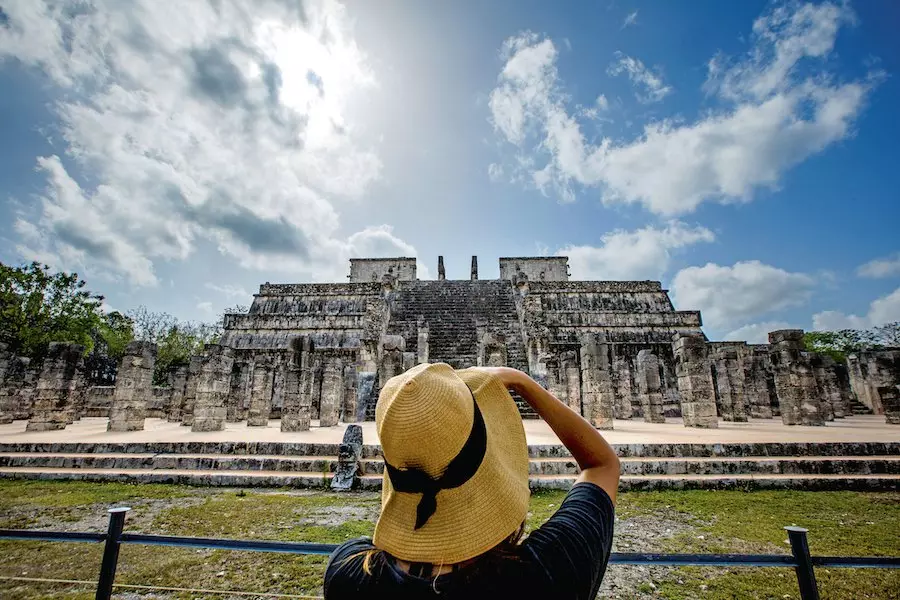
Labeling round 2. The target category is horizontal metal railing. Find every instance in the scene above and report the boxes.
[1,507,898,600]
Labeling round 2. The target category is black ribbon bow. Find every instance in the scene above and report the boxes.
[384,386,487,530]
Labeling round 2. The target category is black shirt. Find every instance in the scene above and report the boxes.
[324,482,614,600]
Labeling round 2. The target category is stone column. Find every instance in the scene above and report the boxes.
[742,346,774,419]
[845,354,873,411]
[402,351,416,373]
[226,362,250,422]
[26,343,84,431]
[635,350,666,423]
[417,318,430,364]
[812,355,842,420]
[866,351,900,422]
[379,335,405,384]
[673,334,718,428]
[248,357,275,427]
[191,345,234,432]
[470,256,478,281]
[0,343,14,424]
[356,371,377,422]
[282,338,312,432]
[561,350,581,414]
[769,330,824,426]
[833,362,854,418]
[438,256,446,281]
[180,355,202,427]
[711,347,748,422]
[166,365,188,422]
[319,357,343,427]
[612,356,634,420]
[881,386,900,425]
[107,341,156,432]
[544,354,566,405]
[579,335,615,430]
[342,364,359,422]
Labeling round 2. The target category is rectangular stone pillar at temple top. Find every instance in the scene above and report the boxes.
[579,335,615,430]
[180,355,203,427]
[248,357,275,427]
[108,341,157,432]
[191,345,234,432]
[635,350,666,423]
[711,347,748,422]
[417,318,429,364]
[612,356,634,420]
[319,358,343,427]
[166,365,189,423]
[673,334,718,428]
[769,329,824,426]
[26,343,84,431]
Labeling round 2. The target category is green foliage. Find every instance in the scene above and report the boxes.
[803,324,900,361]
[95,311,134,359]
[0,261,105,360]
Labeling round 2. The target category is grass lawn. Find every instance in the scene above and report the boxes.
[0,481,897,599]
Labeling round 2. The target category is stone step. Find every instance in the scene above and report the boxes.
[1,467,897,491]
[1,452,897,477]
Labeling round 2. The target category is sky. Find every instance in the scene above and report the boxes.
[0,0,898,343]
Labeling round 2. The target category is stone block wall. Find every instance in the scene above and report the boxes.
[108,341,156,432]
[84,385,115,417]
[26,342,84,431]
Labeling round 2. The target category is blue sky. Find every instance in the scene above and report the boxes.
[1,0,898,342]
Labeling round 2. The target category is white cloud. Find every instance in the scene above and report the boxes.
[0,0,420,286]
[723,321,798,344]
[671,260,814,330]
[560,222,714,281]
[488,3,878,215]
[205,283,251,300]
[196,301,214,315]
[607,53,672,103]
[857,254,900,279]
[488,162,504,182]
[622,10,639,29]
[595,94,610,111]
[813,287,900,331]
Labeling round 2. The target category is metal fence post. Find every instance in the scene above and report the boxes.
[785,526,820,600]
[95,507,130,600]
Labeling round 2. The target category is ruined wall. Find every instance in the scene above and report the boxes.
[499,257,569,282]
[349,258,417,282]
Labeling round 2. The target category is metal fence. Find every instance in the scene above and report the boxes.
[1,507,898,600]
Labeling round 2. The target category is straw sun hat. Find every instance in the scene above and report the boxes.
[373,362,530,565]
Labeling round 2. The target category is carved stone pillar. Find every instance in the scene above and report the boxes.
[0,343,15,424]
[417,318,430,364]
[26,343,84,431]
[561,350,581,414]
[379,335,405,385]
[579,335,615,430]
[166,365,188,423]
[812,355,842,420]
[180,355,202,427]
[191,345,234,432]
[769,330,824,426]
[882,386,900,425]
[319,357,343,427]
[673,334,718,428]
[612,356,634,420]
[742,346,774,419]
[248,357,275,427]
[711,347,747,422]
[108,341,156,432]
[635,350,666,423]
[282,338,311,432]
[226,362,250,422]
[342,364,358,422]
[866,351,900,423]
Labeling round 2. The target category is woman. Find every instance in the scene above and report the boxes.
[324,362,620,599]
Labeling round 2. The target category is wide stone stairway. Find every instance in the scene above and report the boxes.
[1,441,897,491]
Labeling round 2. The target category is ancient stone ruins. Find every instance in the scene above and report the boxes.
[1,257,898,432]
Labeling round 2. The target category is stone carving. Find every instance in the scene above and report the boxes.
[711,347,747,422]
[319,357,343,427]
[579,334,615,429]
[331,424,363,491]
[417,318,430,364]
[769,330,824,426]
[108,341,156,432]
[248,357,275,427]
[612,356,634,420]
[26,343,84,431]
[635,350,666,423]
[342,364,358,422]
[166,365,188,423]
[191,344,234,432]
[673,334,718,428]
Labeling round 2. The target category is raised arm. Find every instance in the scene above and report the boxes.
[485,367,621,503]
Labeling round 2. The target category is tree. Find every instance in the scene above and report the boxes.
[803,327,882,362]
[0,261,105,360]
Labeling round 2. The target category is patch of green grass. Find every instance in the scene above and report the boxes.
[0,480,193,509]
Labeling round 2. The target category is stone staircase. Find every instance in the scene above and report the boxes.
[1,441,896,491]
[849,398,874,415]
[387,281,537,418]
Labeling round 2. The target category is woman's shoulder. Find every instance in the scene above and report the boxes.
[326,537,376,572]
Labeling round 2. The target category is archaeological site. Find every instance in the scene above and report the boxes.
[0,256,898,491]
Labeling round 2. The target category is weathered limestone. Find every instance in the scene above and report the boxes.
[635,350,666,423]
[26,343,84,431]
[470,255,478,280]
[356,371,377,423]
[226,362,250,422]
[769,330,824,426]
[108,341,156,432]
[561,350,581,414]
[864,351,900,418]
[742,346,774,419]
[342,364,358,422]
[813,356,844,420]
[331,424,363,491]
[438,256,446,281]
[180,356,202,427]
[612,356,634,420]
[711,347,747,422]
[673,334,718,428]
[166,366,189,423]
[379,335,405,385]
[319,357,343,427]
[0,343,14,424]
[191,345,234,432]
[248,357,275,427]
[881,386,900,425]
[83,385,114,417]
[282,337,311,432]
[579,335,615,429]
[417,318,430,364]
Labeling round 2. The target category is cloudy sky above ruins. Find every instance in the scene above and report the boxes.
[0,0,898,342]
